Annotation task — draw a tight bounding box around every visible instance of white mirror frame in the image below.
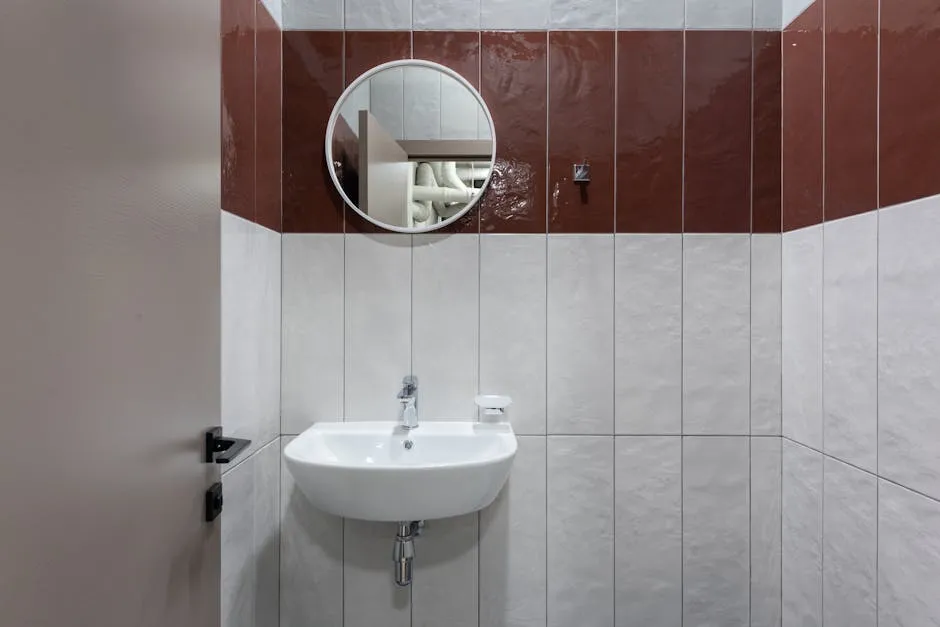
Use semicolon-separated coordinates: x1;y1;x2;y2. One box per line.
324;59;498;234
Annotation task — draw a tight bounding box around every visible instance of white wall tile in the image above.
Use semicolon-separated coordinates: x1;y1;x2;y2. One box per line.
345;0;412;29
481;0;550;29
280;438;344;627
370;68;406;141
222;212;281;458
822;458;877;627
682;436;750;627
283;0;343;29
255;442;281;627
782;0;814;29
878;195;940;501
344;519;411;627
282;234;344;434
782;439;822;627
783;225;823;449
413;0;481;30
753;0;782;29
412;234;479;420
550;0;617;29
480;437;547;627
617;0;684;28
222;441;281;627
615;437;681;627
404;68;442;141
413;514;479;627
683;234;751;435
615;235;682;435
222;449;255;627
878;480;940;627
824;213;877;472
344;234;412;421
547;436;614;627
547;235;614;435
480;235;546;434
751;437;782;627
686;0;753;29
752;234;783;436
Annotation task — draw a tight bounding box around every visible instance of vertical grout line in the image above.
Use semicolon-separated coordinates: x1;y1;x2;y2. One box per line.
276;11;285;615
779;58;785;627
339;26;348;627
748;23;756;627
611;29;618;627
820;0;828;623
874;1;882;624
544;29;551;627
679;5;687;624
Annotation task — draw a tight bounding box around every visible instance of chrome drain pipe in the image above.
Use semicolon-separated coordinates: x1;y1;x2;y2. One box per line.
393;521;420;587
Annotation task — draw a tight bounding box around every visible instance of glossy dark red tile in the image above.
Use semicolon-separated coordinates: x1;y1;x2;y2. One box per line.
221;0;255;222
684;31;752;233
479;31;548;234
548;31;615;233
254;1;281;232
282;31;344;233
413;31;481;87
782;3;824;231
345;31;412;85
752;31;782;233
616;31;683;234
880;0;940;208
825;0;878;220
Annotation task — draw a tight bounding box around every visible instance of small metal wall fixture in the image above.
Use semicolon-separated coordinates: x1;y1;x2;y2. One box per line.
573;161;591;183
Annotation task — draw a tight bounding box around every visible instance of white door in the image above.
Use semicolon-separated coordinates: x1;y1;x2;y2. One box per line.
0;0;222;625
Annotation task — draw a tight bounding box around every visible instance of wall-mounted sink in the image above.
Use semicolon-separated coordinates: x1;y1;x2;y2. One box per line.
283;421;517;522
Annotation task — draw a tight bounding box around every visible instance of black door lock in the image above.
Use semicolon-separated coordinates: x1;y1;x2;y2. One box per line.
205;482;224;522
204;427;251;464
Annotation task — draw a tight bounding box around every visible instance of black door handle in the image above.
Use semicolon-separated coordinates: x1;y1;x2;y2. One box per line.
204;427;251;464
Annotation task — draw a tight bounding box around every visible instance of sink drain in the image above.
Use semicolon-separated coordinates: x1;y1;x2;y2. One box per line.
403;439;414;450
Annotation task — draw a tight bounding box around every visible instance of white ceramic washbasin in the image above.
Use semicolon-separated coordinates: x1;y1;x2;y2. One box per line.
283;421;517;522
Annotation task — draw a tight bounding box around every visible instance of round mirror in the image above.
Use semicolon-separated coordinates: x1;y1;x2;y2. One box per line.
326;60;496;233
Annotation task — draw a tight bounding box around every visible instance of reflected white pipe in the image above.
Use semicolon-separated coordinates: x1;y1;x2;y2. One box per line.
454;165;490;183
411;186;473;203
410;201;430;223
440;161;469;194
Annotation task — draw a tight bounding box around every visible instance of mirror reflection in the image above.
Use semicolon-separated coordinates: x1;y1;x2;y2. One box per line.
329;61;496;232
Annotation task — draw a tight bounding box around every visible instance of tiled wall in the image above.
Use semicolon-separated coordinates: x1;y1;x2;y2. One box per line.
220;0;940;624
221;210;282;627
282;29;783;235
781;0;940;231
223;0;283;232
221;0;284;624
781;1;940;625
781;195;940;618
280;0;788;625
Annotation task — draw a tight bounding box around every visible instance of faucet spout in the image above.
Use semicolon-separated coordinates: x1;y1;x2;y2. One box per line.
397;375;419;430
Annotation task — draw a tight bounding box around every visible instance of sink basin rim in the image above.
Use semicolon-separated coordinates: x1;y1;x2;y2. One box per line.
283;420;517;471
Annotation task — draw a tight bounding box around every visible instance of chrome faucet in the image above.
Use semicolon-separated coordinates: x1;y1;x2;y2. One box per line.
397;375;419;430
